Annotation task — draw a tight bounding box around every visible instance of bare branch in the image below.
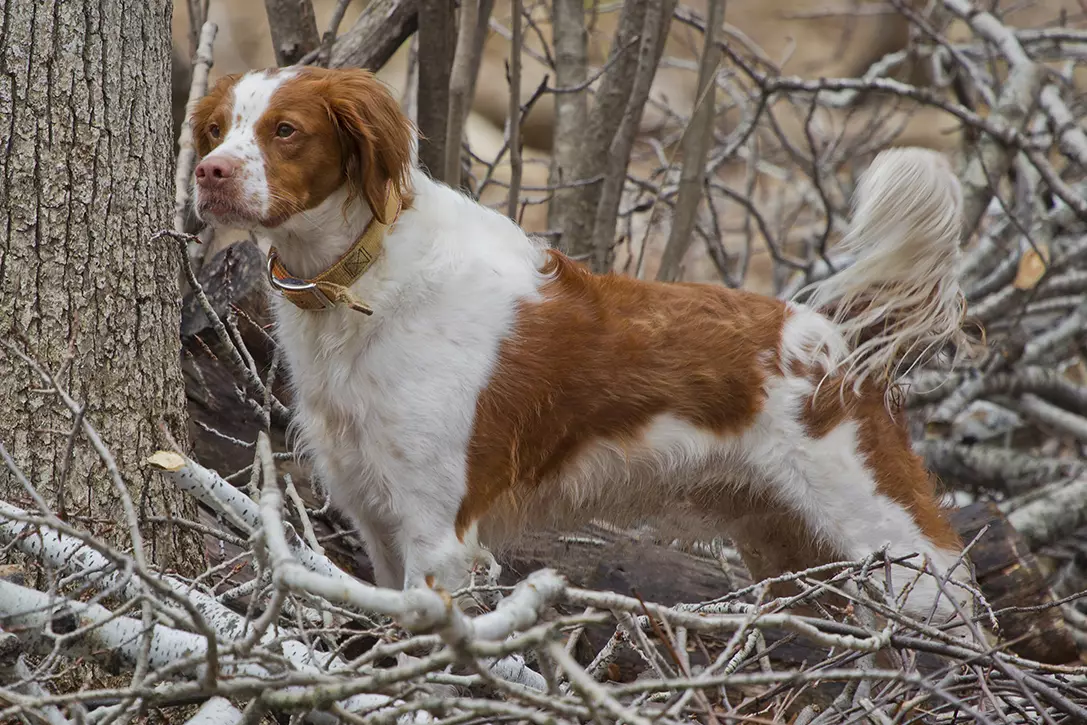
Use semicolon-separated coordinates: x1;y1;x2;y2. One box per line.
558;0;678;271
184;697;243;725
326;0;419;71
316;0;355;67
445;0;484;187
184;0;210;58
1008;474;1087;549
656;0;723;282
556;0;649;264
957;54;1044;239
174;21;218;272
506;0;523;219
587;0;679;272
264;0;320;67
462;0;496;135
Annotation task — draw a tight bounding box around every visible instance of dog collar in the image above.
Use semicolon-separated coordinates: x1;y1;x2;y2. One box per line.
266;189;402;315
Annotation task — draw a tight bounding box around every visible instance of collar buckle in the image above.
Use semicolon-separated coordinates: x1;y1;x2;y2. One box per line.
266;251;335;310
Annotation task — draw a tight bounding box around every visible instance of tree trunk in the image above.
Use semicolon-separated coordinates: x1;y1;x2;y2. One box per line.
0;0;202;573
416;0;456;181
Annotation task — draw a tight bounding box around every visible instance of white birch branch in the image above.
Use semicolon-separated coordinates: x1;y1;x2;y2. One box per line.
0;500;343;675
941;0;1087;170
183;697;243;725
147;450;353;586
0;578;229;678
174;21;218;271
0;578;415;724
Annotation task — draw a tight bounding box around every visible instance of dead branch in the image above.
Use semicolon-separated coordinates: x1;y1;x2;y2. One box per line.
656;0;723;282
316;0;354;67
326;0;419;71
1008;474;1087;549
556;0;650;265
465;0;496;113
174;21;218;273
586;0;678;272
263;0;320;67
558;0;678;271
506;0;523;219
958;61;1044;239
184;0;210;58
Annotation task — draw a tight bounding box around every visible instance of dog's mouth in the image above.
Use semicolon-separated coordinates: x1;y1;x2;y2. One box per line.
195;195;261;227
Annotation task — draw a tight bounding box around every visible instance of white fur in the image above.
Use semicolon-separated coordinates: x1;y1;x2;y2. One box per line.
267;167;549;593
195;71;973;628
797;148;972;395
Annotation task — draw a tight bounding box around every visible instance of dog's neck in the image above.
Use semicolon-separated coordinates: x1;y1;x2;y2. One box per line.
259;185;377;281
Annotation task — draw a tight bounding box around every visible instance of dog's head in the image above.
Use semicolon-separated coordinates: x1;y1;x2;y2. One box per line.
190;66;414;231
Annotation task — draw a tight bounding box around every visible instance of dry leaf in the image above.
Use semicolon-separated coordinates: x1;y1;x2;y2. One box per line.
1013;244;1050;290
145;450;186;471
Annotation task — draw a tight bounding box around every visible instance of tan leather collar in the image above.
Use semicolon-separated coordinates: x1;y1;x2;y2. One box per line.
266;189;402;315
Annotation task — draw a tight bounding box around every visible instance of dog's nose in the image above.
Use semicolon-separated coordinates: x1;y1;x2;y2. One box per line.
195;157;237;188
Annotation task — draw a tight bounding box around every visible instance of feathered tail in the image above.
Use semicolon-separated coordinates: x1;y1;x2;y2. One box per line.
797;147;977;393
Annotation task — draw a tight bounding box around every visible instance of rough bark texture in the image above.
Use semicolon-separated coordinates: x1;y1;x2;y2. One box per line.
0;0;201;572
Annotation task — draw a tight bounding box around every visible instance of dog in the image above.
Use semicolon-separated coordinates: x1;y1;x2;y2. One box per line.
190;65;978;629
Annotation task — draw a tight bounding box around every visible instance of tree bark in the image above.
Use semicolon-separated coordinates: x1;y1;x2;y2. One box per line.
263;0;320;67
546;0;589;235
416;0;456;181
0;0;202;572
655;0;722;282
327;0;420;72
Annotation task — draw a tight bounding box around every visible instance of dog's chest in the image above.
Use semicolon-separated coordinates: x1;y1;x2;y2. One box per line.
274;299;516;497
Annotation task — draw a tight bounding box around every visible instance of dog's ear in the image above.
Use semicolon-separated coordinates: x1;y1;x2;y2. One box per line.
326;70;414;223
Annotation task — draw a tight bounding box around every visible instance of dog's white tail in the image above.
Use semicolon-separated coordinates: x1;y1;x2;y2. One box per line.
798;148;973;392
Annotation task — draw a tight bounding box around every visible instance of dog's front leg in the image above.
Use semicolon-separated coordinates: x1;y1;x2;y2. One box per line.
400;522;475;596
351;512;404;590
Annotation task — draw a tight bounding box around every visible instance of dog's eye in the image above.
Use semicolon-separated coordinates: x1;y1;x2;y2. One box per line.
209;123;220;139
276;123;296;139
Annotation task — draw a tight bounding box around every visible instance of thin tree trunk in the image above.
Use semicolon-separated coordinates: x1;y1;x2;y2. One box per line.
547;0;589;235
506;0;523;219
0;0;202;572
416;0;456;181
446;0;482;187
557;0;647;264
557;0;677;271
586;0;677;273
656;0;723;282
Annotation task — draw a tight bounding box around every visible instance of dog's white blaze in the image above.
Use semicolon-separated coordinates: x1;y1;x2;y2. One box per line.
195;70;296;221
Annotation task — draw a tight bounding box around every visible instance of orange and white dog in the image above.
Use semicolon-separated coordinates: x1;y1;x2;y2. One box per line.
191;66;977;626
